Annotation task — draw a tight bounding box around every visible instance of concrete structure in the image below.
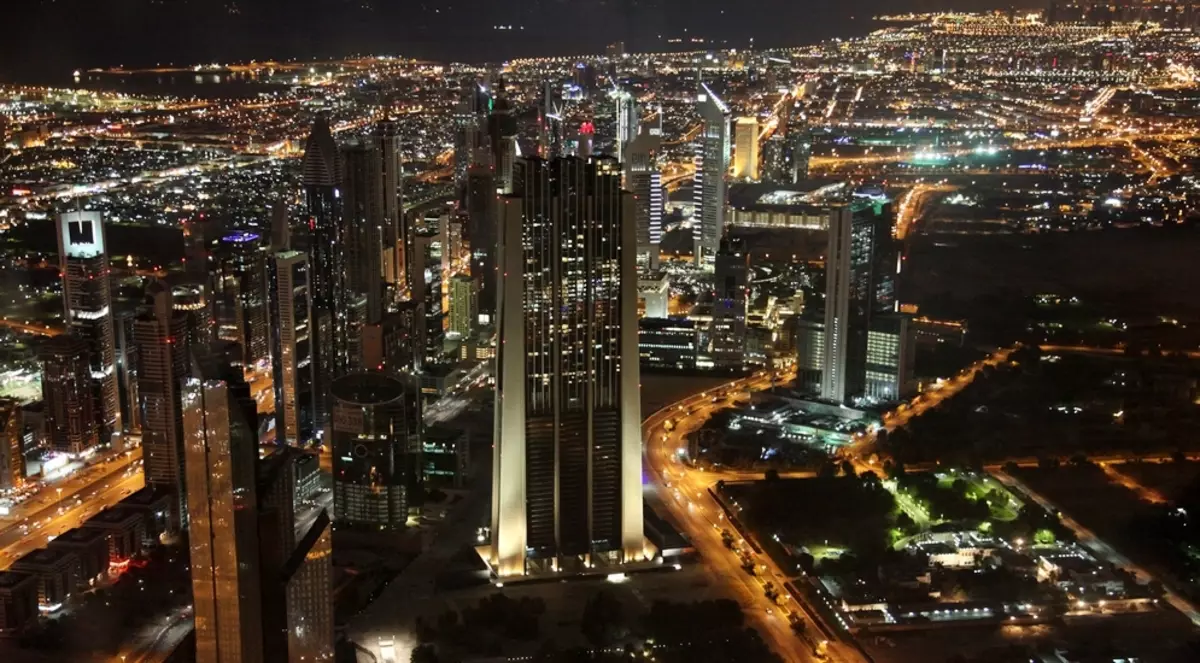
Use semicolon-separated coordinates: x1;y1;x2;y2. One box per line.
711;238;749;371
211;231;270;368
491;157;645;577
0;400;22;491
733;117;759;181
270;250;316;446
11;547;80;610
448;274;478;338
39;335;98;455
638;318;698;370
83;506;148;563
0;572;38;635
423;426;470;488
47;527;109;587
637;272;670;319
182;359;264;663
331;372;422;531
56;211;121;442
694;83;731;262
282;511;334;662
624;125;663;264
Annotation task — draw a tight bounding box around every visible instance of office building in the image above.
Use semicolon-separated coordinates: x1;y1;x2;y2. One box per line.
269;250;317;446
341;140;387;323
371;119;404;297
114;311;141;435
624;125;663;264
638;318;698;370
448;274;478;338
489;80;519;194
361;303;423;375
637;272;670;319
410;229;446;367
711;238;749;371
182;357;264;663
0;400;24;491
440;213;467;280
790;130;813;182
693;84;731;262
454;83;488;198
466;163;498;324
11;547;79;611
331;372;422;531
612;87;639;163
299;116;346;427
135;282;191;530
212;231;270;368
0;572;39;636
282;512;334;662
39;336;98;455
865;314;914;401
172;282;213;351
423;426;470;488
56;211;121;442
733;117;759;181
820;202;906;404
491;157;645;577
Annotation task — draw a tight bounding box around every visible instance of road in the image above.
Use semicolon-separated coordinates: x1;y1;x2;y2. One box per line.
643;370;862;663
893;182;956;240
0;453;145;569
117;605;194;663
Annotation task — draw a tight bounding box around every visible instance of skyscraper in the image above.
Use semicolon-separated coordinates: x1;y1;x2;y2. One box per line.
56;211;120;443
331;372;422;531
282;512;334;662
820;202;905;404
489;79;519;194
466;163;498;324
454;83;487;198
269;250;317;446
694;84;731;262
0;400;23;491
39;336;98;455
212;231;270;368
371;119;404;298
624;125;663;265
491;157;645;577
790;129;812;183
299;117;346;426
409;229;445;368
182;358;264;663
448;274;478;338
711;238;749;371
733;117;759;181
341;140;387;323
612;86;639;163
135;281;190;529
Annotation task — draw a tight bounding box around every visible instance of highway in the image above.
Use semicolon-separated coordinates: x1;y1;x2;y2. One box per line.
644;369;861;663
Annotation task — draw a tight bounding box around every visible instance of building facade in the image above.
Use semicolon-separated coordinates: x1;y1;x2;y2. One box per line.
693;84;731;262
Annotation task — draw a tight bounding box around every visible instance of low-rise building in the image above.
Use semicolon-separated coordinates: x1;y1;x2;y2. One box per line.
83;506;147;563
48;527;110;586
117;486;173;542
11;547;81;610
0;571;39;636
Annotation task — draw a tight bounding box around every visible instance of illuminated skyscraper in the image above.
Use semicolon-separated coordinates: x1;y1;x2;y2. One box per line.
489;79;519;194
282;512;334;662
733;117;759;181
135;282;191;529
612;86;639;163
711;238;748;370
448;274;477;338
56;211;120;443
331;372;422;531
409;229;445;368
624;125;662;265
40;336;97;455
299;116;345;427
370;119;404;297
182;359;263;663
0;400;23;491
341;140;387;323
454;83;487;197
269;250;317;446
212;231;269;368
694;84;730;262
491;157;645;577
466;163;498;324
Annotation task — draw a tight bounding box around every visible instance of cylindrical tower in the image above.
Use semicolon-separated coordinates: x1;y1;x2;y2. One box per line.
331;371;422;531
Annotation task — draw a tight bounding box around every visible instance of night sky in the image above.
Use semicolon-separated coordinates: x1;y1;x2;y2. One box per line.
3;0;1040;79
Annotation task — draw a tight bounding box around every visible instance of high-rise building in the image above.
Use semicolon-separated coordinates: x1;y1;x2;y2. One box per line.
733;117;759;181
409;229;445;368
454;83;488;198
371;119;404;297
282;512;334;662
331;372;422;531
299;116;346;426
39;336;98;455
790;130;812;183
0;400;24;491
491;157;645;577
711;238;748;370
820;202;905;404
612;87;639;164
114;311;141;435
212;231;270;368
624;125;663;265
56;211;120;443
465;164;498;324
341;140;387;323
269;251;317;446
694;84;731;262
182;358;264;663
135;281;190;530
448;274;478;339
172;282;213;351
361;302;423;375
489;79;519;194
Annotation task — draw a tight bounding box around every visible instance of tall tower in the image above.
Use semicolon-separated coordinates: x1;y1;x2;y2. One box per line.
693;84;730;263
39;336;98;455
269;250;317;446
489;79;519;194
454;83;487;198
341;140;387;324
299;116;346;424
0;400;23;491
624;125;662;266
182;359;263;663
491;157;645;577
712;238;748;370
56;211;120;443
612;87;639;163
135;281;190;529
371;119;404;297
212;231;270;368
466;163;498;325
733;117;759;181
331;371;422;531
